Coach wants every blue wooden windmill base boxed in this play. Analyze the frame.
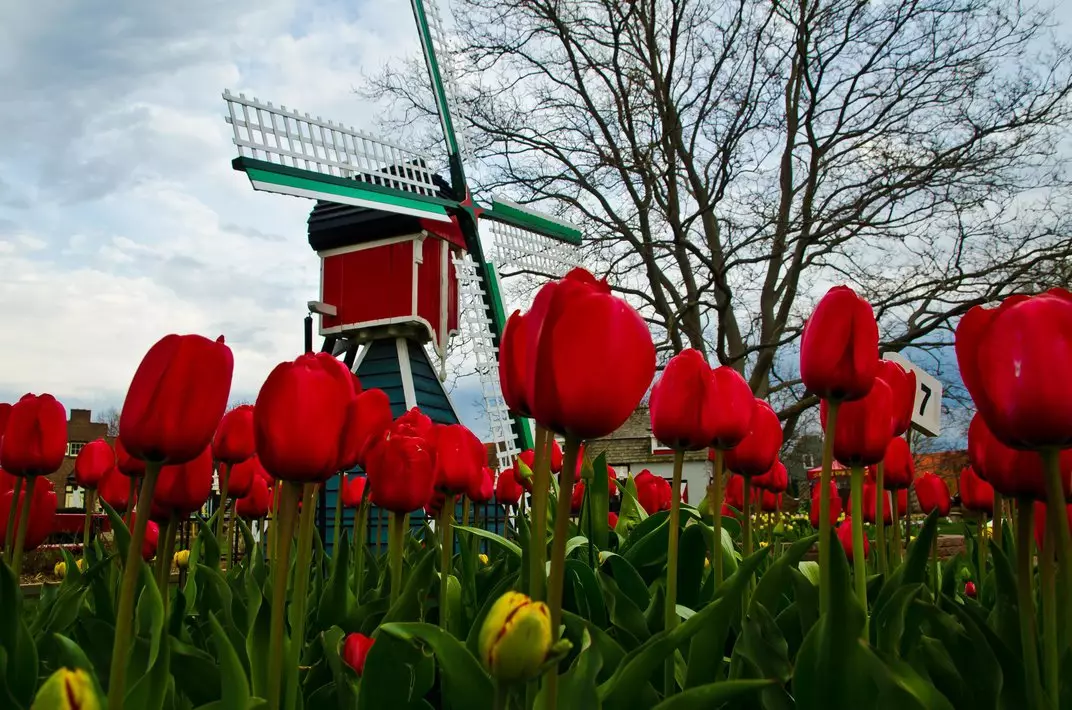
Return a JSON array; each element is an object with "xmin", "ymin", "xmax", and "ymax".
[{"xmin": 318, "ymin": 336, "xmax": 510, "ymax": 555}]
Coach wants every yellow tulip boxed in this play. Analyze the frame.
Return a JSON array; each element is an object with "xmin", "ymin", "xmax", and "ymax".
[
  {"xmin": 478, "ymin": 592, "xmax": 552, "ymax": 683},
  {"xmin": 174, "ymin": 550, "xmax": 191, "ymax": 569},
  {"xmin": 478, "ymin": 553, "xmax": 489, "ymax": 565},
  {"xmin": 31, "ymin": 667, "xmax": 100, "ymax": 710}
]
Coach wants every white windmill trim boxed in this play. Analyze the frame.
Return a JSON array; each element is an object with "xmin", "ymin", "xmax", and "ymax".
[
  {"xmin": 317, "ymin": 234, "xmax": 420, "ymax": 258},
  {"xmin": 396, "ymin": 338, "xmax": 418, "ymax": 409},
  {"xmin": 248, "ymin": 179, "xmax": 451, "ymax": 222}
]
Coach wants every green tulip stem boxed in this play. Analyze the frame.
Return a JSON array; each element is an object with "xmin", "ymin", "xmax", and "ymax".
[
  {"xmin": 1041, "ymin": 448, "xmax": 1072, "ymax": 649},
  {"xmin": 978, "ymin": 511, "xmax": 988, "ymax": 588},
  {"xmin": 333, "ymin": 471, "xmax": 345, "ymax": 567},
  {"xmin": 217, "ymin": 464, "xmax": 230, "ymax": 567},
  {"xmin": 710, "ymin": 448, "xmax": 725, "ymax": 586},
  {"xmin": 82, "ymin": 488, "xmax": 96, "ymax": 565},
  {"xmin": 155, "ymin": 514, "xmax": 174, "ymax": 590},
  {"xmin": 875, "ymin": 463, "xmax": 887, "ymax": 578},
  {"xmin": 162, "ymin": 513, "xmax": 179, "ymax": 614},
  {"xmin": 107, "ymin": 460, "xmax": 161, "ymax": 710},
  {"xmin": 265, "ymin": 481, "xmax": 299, "ymax": 710},
  {"xmin": 375, "ymin": 507, "xmax": 384, "ymax": 554},
  {"xmin": 462, "ymin": 496, "xmax": 471, "ymax": 528},
  {"xmin": 931, "ymin": 533, "xmax": 939, "ymax": 597},
  {"xmin": 439, "ymin": 493, "xmax": 456, "ymax": 630},
  {"xmin": 818, "ymin": 401, "xmax": 840, "ymax": 615},
  {"xmin": 849, "ymin": 466, "xmax": 867, "ymax": 632},
  {"xmin": 494, "ymin": 680, "xmax": 509, "ymax": 710},
  {"xmin": 529, "ymin": 426, "xmax": 551, "ymax": 602},
  {"xmin": 10, "ymin": 475, "xmax": 37, "ymax": 577},
  {"xmin": 354, "ymin": 497, "xmax": 367, "ymax": 603},
  {"xmin": 3, "ymin": 476, "xmax": 22, "ymax": 559},
  {"xmin": 545, "ymin": 435, "xmax": 582, "ymax": 709},
  {"xmin": 284, "ymin": 483, "xmax": 319, "ymax": 710},
  {"xmin": 663, "ymin": 449, "xmax": 685, "ymax": 697},
  {"xmin": 1042, "ymin": 519, "xmax": 1059, "ymax": 702},
  {"xmin": 993, "ymin": 490, "xmax": 1004, "ymax": 555},
  {"xmin": 127, "ymin": 476, "xmax": 138, "ymax": 528},
  {"xmin": 1015, "ymin": 498, "xmax": 1043, "ymax": 709},
  {"xmin": 890, "ymin": 489, "xmax": 901, "ymax": 569},
  {"xmin": 388, "ymin": 512, "xmax": 405, "ymax": 605}
]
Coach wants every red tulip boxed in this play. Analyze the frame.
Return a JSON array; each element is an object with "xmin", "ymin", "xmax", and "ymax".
[
  {"xmin": 757, "ymin": 488, "xmax": 781, "ymax": 513},
  {"xmin": 820, "ymin": 378, "xmax": 893, "ymax": 467},
  {"xmin": 800, "ymin": 286, "xmax": 880, "ymax": 402},
  {"xmin": 469, "ymin": 467, "xmax": 494, "ymax": 503},
  {"xmin": 608, "ymin": 511, "xmax": 619, "ymax": 528},
  {"xmin": 968, "ymin": 414, "xmax": 1072, "ymax": 501},
  {"xmin": 341, "ymin": 389, "xmax": 394, "ymax": 470},
  {"xmin": 120, "ymin": 334, "xmax": 233, "ymax": 464},
  {"xmin": 571, "ymin": 480, "xmax": 585, "ymax": 513},
  {"xmin": 0, "ymin": 477, "xmax": 57, "ymax": 552},
  {"xmin": 965, "ymin": 580, "xmax": 977, "ymax": 598},
  {"xmin": 810, "ymin": 480, "xmax": 841, "ymax": 528},
  {"xmin": 255, "ymin": 353, "xmax": 356, "ymax": 482},
  {"xmin": 424, "ymin": 488, "xmax": 447, "ymax": 517},
  {"xmin": 342, "ymin": 633, "xmax": 375, "ymax": 675},
  {"xmin": 495, "ymin": 471, "xmax": 523, "ymax": 506},
  {"xmin": 0, "ymin": 403, "xmax": 11, "ymax": 439},
  {"xmin": 226, "ymin": 455, "xmax": 262, "ymax": 499},
  {"xmin": 708, "ymin": 367, "xmax": 757, "ymax": 450},
  {"xmin": 365, "ymin": 429, "xmax": 435, "ymax": 513},
  {"xmin": 724, "ymin": 400, "xmax": 783, "ymax": 477},
  {"xmin": 213, "ymin": 405, "xmax": 255, "ymax": 465},
  {"xmin": 724, "ymin": 473, "xmax": 746, "ymax": 512},
  {"xmin": 913, "ymin": 472, "xmax": 951, "ymax": 517},
  {"xmin": 502, "ymin": 268, "xmax": 655, "ymax": 440},
  {"xmin": 74, "ymin": 439, "xmax": 115, "ymax": 489},
  {"xmin": 650, "ymin": 349, "xmax": 717, "ymax": 451},
  {"xmin": 876, "ymin": 360, "xmax": 917, "ymax": 438},
  {"xmin": 634, "ymin": 470, "xmax": 672, "ymax": 513},
  {"xmin": 341, "ymin": 475, "xmax": 367, "ymax": 509},
  {"xmin": 959, "ymin": 466, "xmax": 994, "ymax": 515},
  {"xmin": 393, "ymin": 408, "xmax": 435, "ymax": 439},
  {"xmin": 1, "ymin": 393, "xmax": 67, "ymax": 476},
  {"xmin": 837, "ymin": 516, "xmax": 869, "ymax": 563},
  {"xmin": 114, "ymin": 436, "xmax": 146, "ymax": 478},
  {"xmin": 549, "ymin": 439, "xmax": 564, "ymax": 473},
  {"xmin": 753, "ymin": 460, "xmax": 788, "ymax": 493},
  {"xmin": 143, "ymin": 520, "xmax": 159, "ymax": 561},
  {"xmin": 152, "ymin": 447, "xmax": 214, "ymax": 521},
  {"xmin": 98, "ymin": 466, "xmax": 131, "ymax": 514},
  {"xmin": 855, "ymin": 479, "xmax": 892, "ymax": 525},
  {"xmin": 956, "ymin": 288, "xmax": 1072, "ymax": 449},
  {"xmin": 1034, "ymin": 501, "xmax": 1072, "ymax": 551},
  {"xmin": 869, "ymin": 437, "xmax": 915, "ymax": 490},
  {"xmin": 0, "ymin": 469, "xmax": 15, "ymax": 494},
  {"xmin": 433, "ymin": 424, "xmax": 485, "ymax": 494},
  {"xmin": 236, "ymin": 475, "xmax": 271, "ymax": 519}
]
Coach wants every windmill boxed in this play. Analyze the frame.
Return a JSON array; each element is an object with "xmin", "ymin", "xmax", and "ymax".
[{"xmin": 220, "ymin": 0, "xmax": 580, "ymax": 478}]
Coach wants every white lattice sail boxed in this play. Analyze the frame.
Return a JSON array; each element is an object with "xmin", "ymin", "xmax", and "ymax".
[{"xmin": 488, "ymin": 213, "xmax": 582, "ymax": 277}]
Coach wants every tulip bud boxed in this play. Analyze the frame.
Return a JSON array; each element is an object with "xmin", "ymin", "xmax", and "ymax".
[
  {"xmin": 54, "ymin": 561, "xmax": 66, "ymax": 578},
  {"xmin": 479, "ymin": 592, "xmax": 553, "ymax": 683},
  {"xmin": 964, "ymin": 580, "xmax": 977, "ymax": 598},
  {"xmin": 31, "ymin": 667, "xmax": 100, "ymax": 710},
  {"xmin": 174, "ymin": 550, "xmax": 191, "ymax": 569},
  {"xmin": 478, "ymin": 553, "xmax": 489, "ymax": 565}
]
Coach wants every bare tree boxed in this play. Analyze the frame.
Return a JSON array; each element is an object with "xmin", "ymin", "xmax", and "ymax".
[
  {"xmin": 367, "ymin": 0, "xmax": 1072, "ymax": 437},
  {"xmin": 94, "ymin": 407, "xmax": 120, "ymax": 437}
]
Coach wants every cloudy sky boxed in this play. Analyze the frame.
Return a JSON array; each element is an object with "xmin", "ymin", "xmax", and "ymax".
[{"xmin": 0, "ymin": 0, "xmax": 499, "ymax": 432}]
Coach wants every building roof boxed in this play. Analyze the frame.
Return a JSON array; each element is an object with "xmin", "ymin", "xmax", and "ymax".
[{"xmin": 584, "ymin": 408, "xmax": 709, "ymax": 466}]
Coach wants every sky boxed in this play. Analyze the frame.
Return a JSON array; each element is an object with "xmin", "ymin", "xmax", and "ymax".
[
  {"xmin": 1, "ymin": 0, "xmax": 1068, "ymax": 445},
  {"xmin": 0, "ymin": 0, "xmax": 492, "ymax": 435}
]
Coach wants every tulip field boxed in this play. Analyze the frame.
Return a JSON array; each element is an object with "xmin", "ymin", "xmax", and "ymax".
[{"xmin": 0, "ymin": 274, "xmax": 1070, "ymax": 709}]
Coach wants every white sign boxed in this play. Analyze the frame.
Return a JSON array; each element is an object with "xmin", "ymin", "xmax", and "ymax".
[{"xmin": 883, "ymin": 352, "xmax": 942, "ymax": 436}]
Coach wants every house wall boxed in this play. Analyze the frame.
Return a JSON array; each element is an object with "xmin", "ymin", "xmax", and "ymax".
[{"xmin": 51, "ymin": 409, "xmax": 111, "ymax": 509}]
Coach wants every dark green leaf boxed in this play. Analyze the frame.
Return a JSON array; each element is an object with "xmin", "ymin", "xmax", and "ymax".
[
  {"xmin": 380, "ymin": 622, "xmax": 493, "ymax": 710},
  {"xmin": 650, "ymin": 679, "xmax": 774, "ymax": 709}
]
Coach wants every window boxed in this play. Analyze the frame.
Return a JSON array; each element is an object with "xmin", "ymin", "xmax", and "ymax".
[
  {"xmin": 67, "ymin": 442, "xmax": 85, "ymax": 457},
  {"xmin": 650, "ymin": 436, "xmax": 673, "ymax": 455}
]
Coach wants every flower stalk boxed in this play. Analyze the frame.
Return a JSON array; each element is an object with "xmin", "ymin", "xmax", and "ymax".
[{"xmin": 818, "ymin": 402, "xmax": 840, "ymax": 615}]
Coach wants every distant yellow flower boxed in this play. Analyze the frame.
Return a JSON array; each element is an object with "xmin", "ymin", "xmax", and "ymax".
[
  {"xmin": 174, "ymin": 550, "xmax": 191, "ymax": 569},
  {"xmin": 54, "ymin": 559, "xmax": 86, "ymax": 578},
  {"xmin": 478, "ymin": 553, "xmax": 489, "ymax": 565}
]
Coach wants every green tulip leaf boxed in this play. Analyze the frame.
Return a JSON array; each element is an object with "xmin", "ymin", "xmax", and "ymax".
[
  {"xmin": 535, "ymin": 629, "xmax": 602, "ymax": 709},
  {"xmin": 208, "ymin": 611, "xmax": 252, "ymax": 710},
  {"xmin": 675, "ymin": 524, "xmax": 708, "ymax": 611},
  {"xmin": 599, "ymin": 553, "xmax": 651, "ymax": 610},
  {"xmin": 358, "ymin": 626, "xmax": 433, "ymax": 708},
  {"xmin": 170, "ymin": 635, "xmax": 224, "ymax": 707},
  {"xmin": 650, "ymin": 679, "xmax": 774, "ymax": 709},
  {"xmin": 749, "ymin": 534, "xmax": 817, "ymax": 616},
  {"xmin": 797, "ymin": 561, "xmax": 821, "ymax": 586},
  {"xmin": 453, "ymin": 526, "xmax": 522, "ymax": 558},
  {"xmin": 380, "ymin": 622, "xmax": 493, "ymax": 710}
]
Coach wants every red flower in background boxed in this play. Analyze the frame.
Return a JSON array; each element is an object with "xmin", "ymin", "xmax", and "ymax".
[
  {"xmin": 495, "ymin": 470, "xmax": 524, "ymax": 506},
  {"xmin": 236, "ymin": 475, "xmax": 271, "ymax": 519},
  {"xmin": 634, "ymin": 470, "xmax": 672, "ymax": 513},
  {"xmin": 341, "ymin": 475, "xmax": 367, "ymax": 509},
  {"xmin": 343, "ymin": 633, "xmax": 375, "ymax": 676},
  {"xmin": 876, "ymin": 359, "xmax": 917, "ymax": 437},
  {"xmin": 757, "ymin": 488, "xmax": 781, "ymax": 513},
  {"xmin": 152, "ymin": 447, "xmax": 214, "ymax": 521},
  {"xmin": 967, "ymin": 414, "xmax": 1072, "ymax": 501},
  {"xmin": 753, "ymin": 460, "xmax": 788, "ymax": 493},
  {"xmin": 650, "ymin": 349, "xmax": 717, "ymax": 451},
  {"xmin": 913, "ymin": 472, "xmax": 951, "ymax": 517},
  {"xmin": 98, "ymin": 466, "xmax": 132, "ymax": 514},
  {"xmin": 959, "ymin": 466, "xmax": 994, "ymax": 515},
  {"xmin": 708, "ymin": 367, "xmax": 756, "ymax": 450},
  {"xmin": 213, "ymin": 405, "xmax": 255, "ymax": 465},
  {"xmin": 608, "ymin": 511, "xmax": 619, "ymax": 529},
  {"xmin": 810, "ymin": 480, "xmax": 842, "ymax": 529},
  {"xmin": 143, "ymin": 520, "xmax": 159, "ymax": 561},
  {"xmin": 0, "ymin": 477, "xmax": 57, "ymax": 552},
  {"xmin": 114, "ymin": 436, "xmax": 146, "ymax": 478},
  {"xmin": 120, "ymin": 334, "xmax": 233, "ymax": 464},
  {"xmin": 800, "ymin": 286, "xmax": 880, "ymax": 402},
  {"xmin": 870, "ymin": 437, "xmax": 915, "ymax": 490},
  {"xmin": 854, "ymin": 479, "xmax": 892, "ymax": 525},
  {"xmin": 341, "ymin": 389, "xmax": 394, "ymax": 470},
  {"xmin": 1, "ymin": 393, "xmax": 67, "ymax": 476},
  {"xmin": 821, "ymin": 378, "xmax": 893, "ymax": 467},
  {"xmin": 724, "ymin": 474, "xmax": 745, "ymax": 512},
  {"xmin": 255, "ymin": 353, "xmax": 356, "ymax": 482},
  {"xmin": 74, "ymin": 439, "xmax": 115, "ymax": 489},
  {"xmin": 838, "ymin": 516, "xmax": 869, "ymax": 563},
  {"xmin": 502, "ymin": 269, "xmax": 655, "ymax": 440},
  {"xmin": 433, "ymin": 424, "xmax": 485, "ymax": 494},
  {"xmin": 724, "ymin": 400, "xmax": 783, "ymax": 478},
  {"xmin": 366, "ymin": 426, "xmax": 435, "ymax": 514},
  {"xmin": 468, "ymin": 467, "xmax": 494, "ymax": 503},
  {"xmin": 956, "ymin": 288, "xmax": 1072, "ymax": 449},
  {"xmin": 226, "ymin": 455, "xmax": 262, "ymax": 499}
]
